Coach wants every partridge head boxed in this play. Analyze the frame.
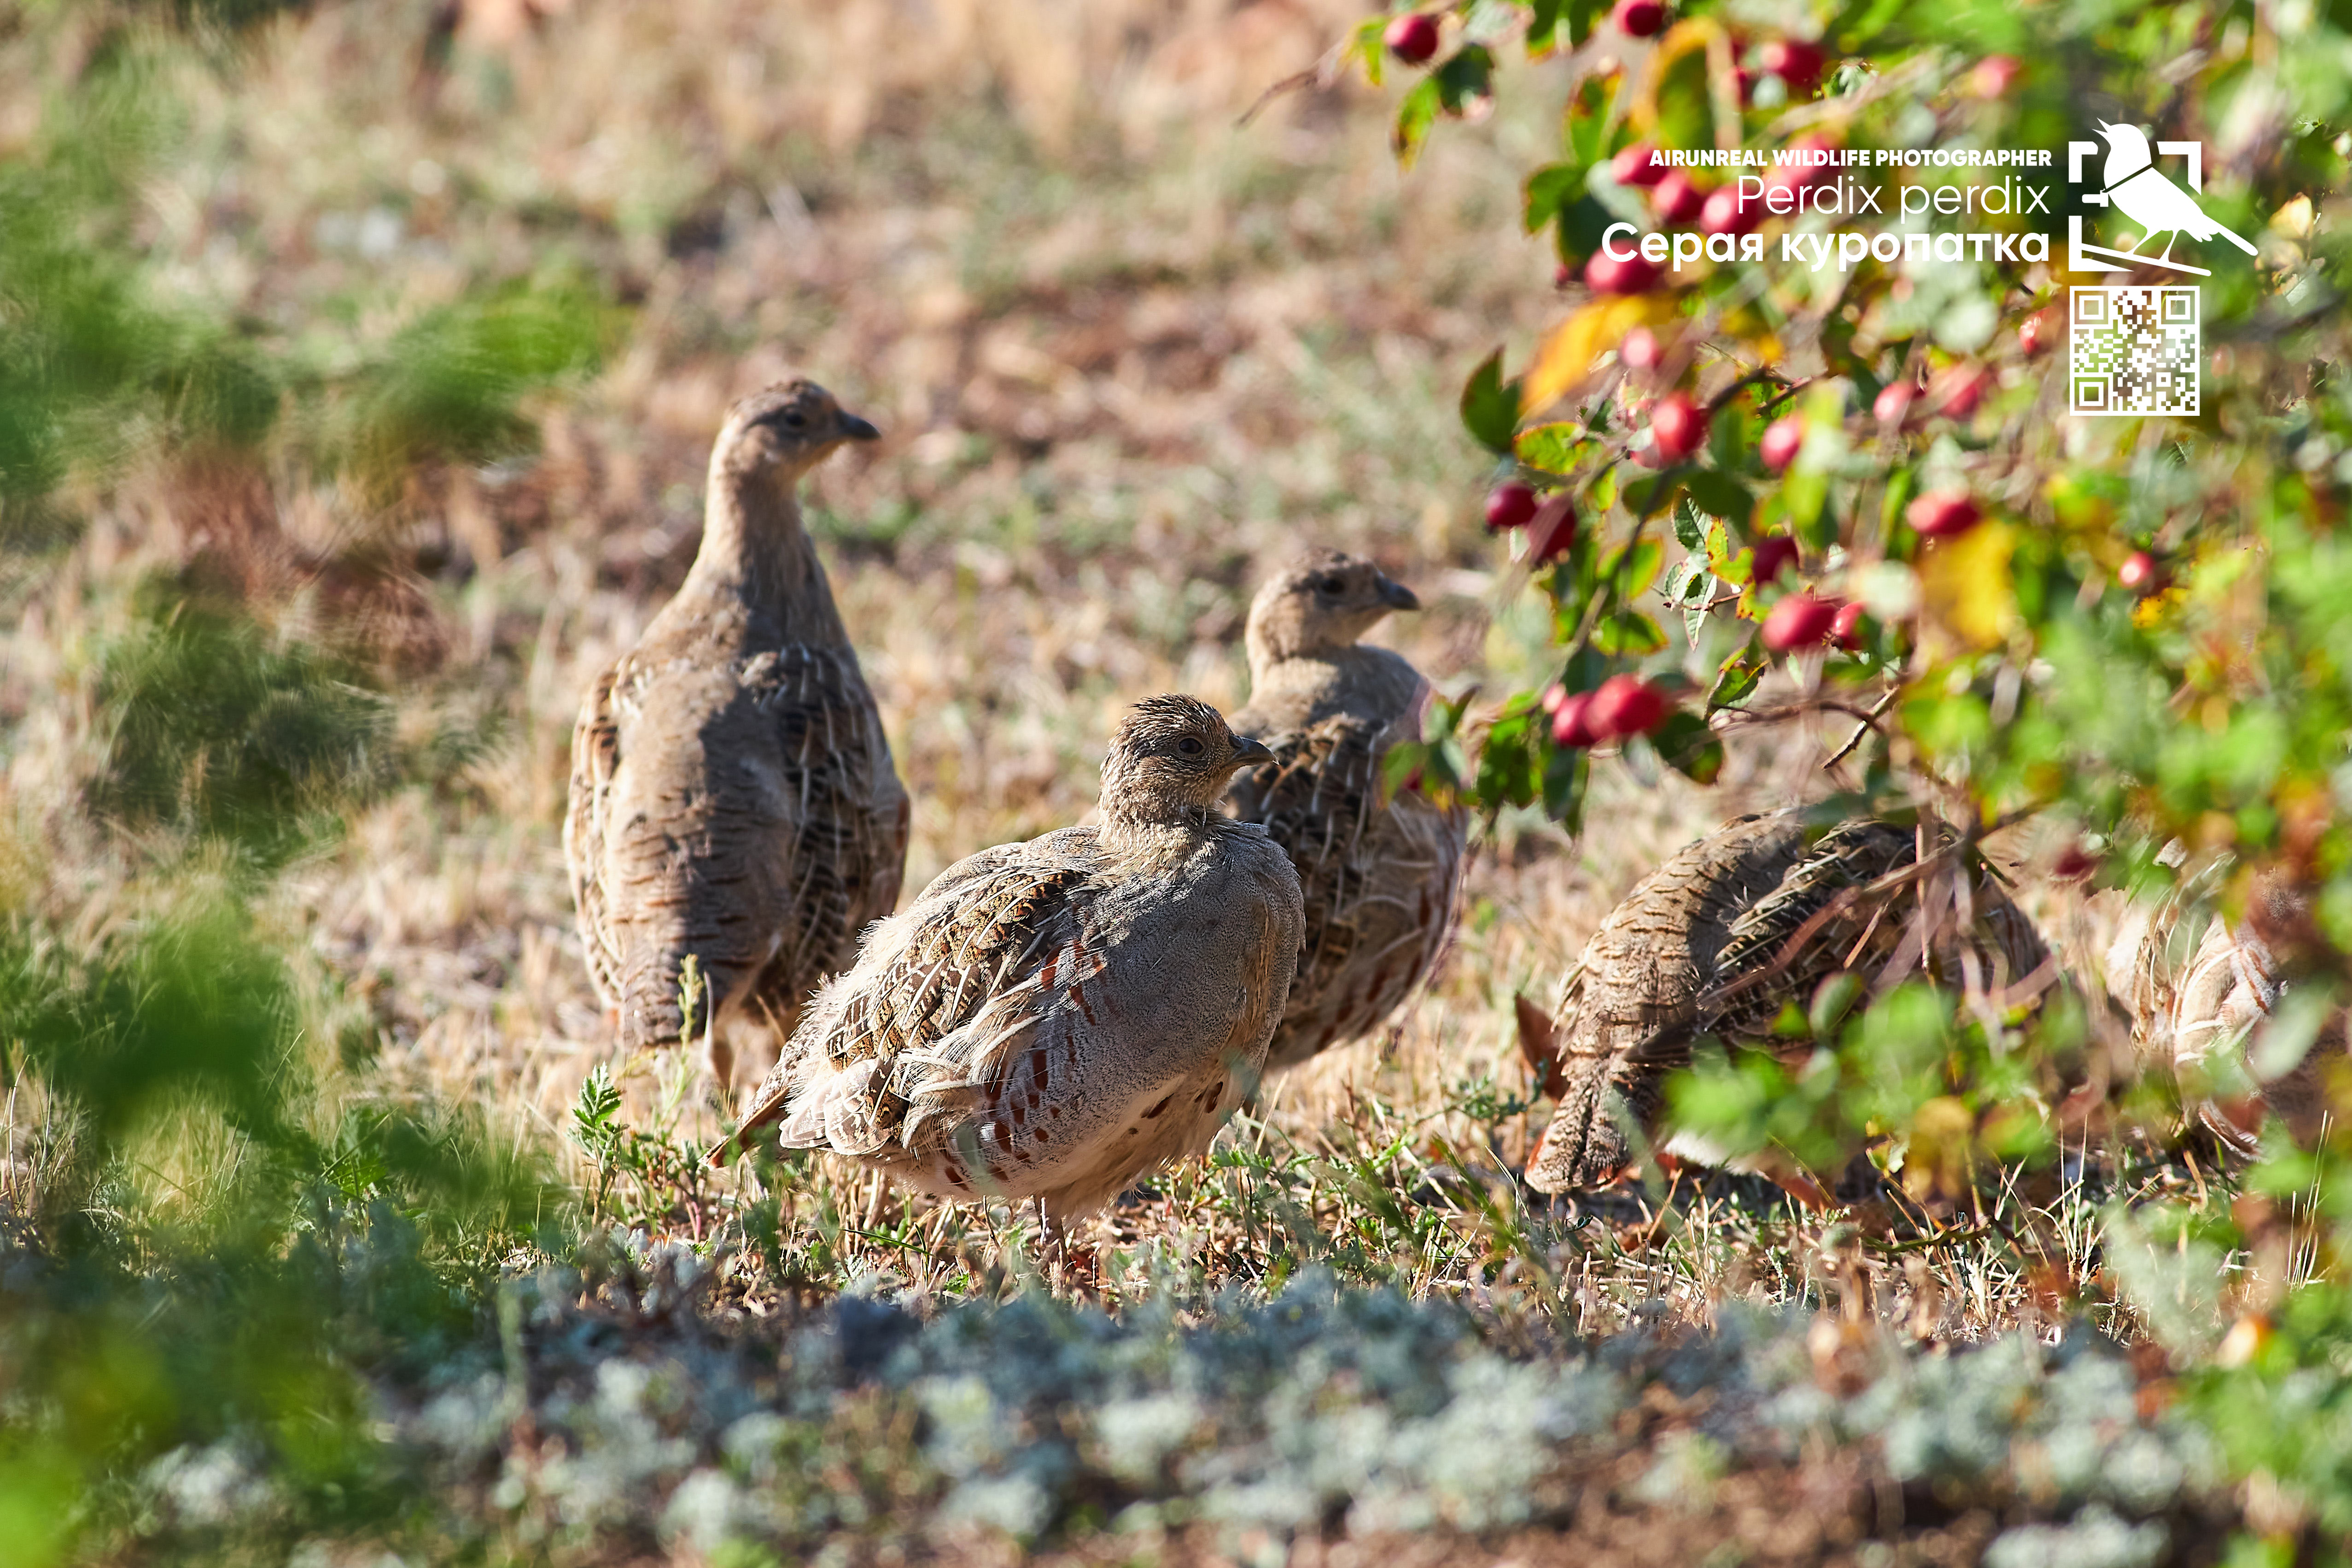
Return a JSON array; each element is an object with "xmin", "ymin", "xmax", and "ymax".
[
  {"xmin": 1246, "ymin": 550, "xmax": 1422, "ymax": 666},
  {"xmin": 712, "ymin": 379, "xmax": 881, "ymax": 485}
]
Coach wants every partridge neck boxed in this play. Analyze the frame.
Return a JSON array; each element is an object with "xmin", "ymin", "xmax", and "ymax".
[{"xmin": 684, "ymin": 470, "xmax": 850, "ymax": 645}]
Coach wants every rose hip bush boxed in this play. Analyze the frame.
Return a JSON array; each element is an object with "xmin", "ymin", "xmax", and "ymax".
[{"xmin": 1361, "ymin": 0, "xmax": 2352, "ymax": 1545}]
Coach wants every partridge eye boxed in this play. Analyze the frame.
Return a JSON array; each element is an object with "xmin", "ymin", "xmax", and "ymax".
[
  {"xmin": 781, "ymin": 409, "xmax": 806, "ymax": 428},
  {"xmin": 1316, "ymin": 575, "xmax": 1345, "ymax": 595},
  {"xmin": 1176, "ymin": 736, "xmax": 1205, "ymax": 757}
]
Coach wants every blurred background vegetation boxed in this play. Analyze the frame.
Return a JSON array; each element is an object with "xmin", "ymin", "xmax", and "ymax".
[{"xmin": 1, "ymin": 0, "xmax": 2348, "ymax": 1561}]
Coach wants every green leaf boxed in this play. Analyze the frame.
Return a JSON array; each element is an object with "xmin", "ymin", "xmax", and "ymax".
[
  {"xmin": 1460, "ymin": 349, "xmax": 1520, "ymax": 455},
  {"xmin": 1603, "ymin": 537, "xmax": 1665, "ymax": 599},
  {"xmin": 1434, "ymin": 44, "xmax": 1495, "ymax": 116},
  {"xmin": 1683, "ymin": 468, "xmax": 1755, "ymax": 528},
  {"xmin": 1552, "ymin": 193, "xmax": 1618, "ymax": 266},
  {"xmin": 1347, "ymin": 17, "xmax": 1388, "ymax": 87},
  {"xmin": 1516, "ymin": 420, "xmax": 1591, "ymax": 476},
  {"xmin": 1541, "ymin": 742, "xmax": 1590, "ymax": 832},
  {"xmin": 1652, "ymin": 710, "xmax": 1725, "ymax": 784},
  {"xmin": 1393, "ymin": 76, "xmax": 1442, "ymax": 167},
  {"xmin": 1708, "ymin": 636, "xmax": 1769, "ymax": 711},
  {"xmin": 1673, "ymin": 496, "xmax": 1709, "ymax": 552},
  {"xmin": 1524, "ymin": 163, "xmax": 1583, "ymax": 234},
  {"xmin": 1526, "ymin": 0, "xmax": 1565, "ymax": 52},
  {"xmin": 1475, "ymin": 706, "xmax": 1542, "ymax": 809},
  {"xmin": 1593, "ymin": 609, "xmax": 1668, "ymax": 656}
]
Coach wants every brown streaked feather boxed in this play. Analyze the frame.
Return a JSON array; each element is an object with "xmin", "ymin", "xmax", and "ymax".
[{"xmin": 1525, "ymin": 810, "xmax": 2053, "ymax": 1193}]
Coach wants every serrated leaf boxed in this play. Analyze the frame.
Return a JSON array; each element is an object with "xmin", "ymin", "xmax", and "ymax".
[
  {"xmin": 1673, "ymin": 495, "xmax": 1709, "ymax": 552},
  {"xmin": 1394, "ymin": 76, "xmax": 1442, "ymax": 167},
  {"xmin": 1460, "ymin": 349, "xmax": 1520, "ymax": 455}
]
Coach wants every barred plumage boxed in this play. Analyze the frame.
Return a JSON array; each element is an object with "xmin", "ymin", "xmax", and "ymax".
[
  {"xmin": 565, "ymin": 380, "xmax": 909, "ymax": 1088},
  {"xmin": 1524, "ymin": 810, "xmax": 2052, "ymax": 1192},
  {"xmin": 1225, "ymin": 551, "xmax": 1466, "ymax": 1071},
  {"xmin": 714, "ymin": 697, "xmax": 1305, "ymax": 1228}
]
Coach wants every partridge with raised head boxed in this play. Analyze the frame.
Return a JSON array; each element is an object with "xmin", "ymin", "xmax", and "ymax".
[
  {"xmin": 711, "ymin": 696, "xmax": 1306, "ymax": 1230},
  {"xmin": 566, "ymin": 380, "xmax": 910, "ymax": 1087},
  {"xmin": 1523, "ymin": 810, "xmax": 2053, "ymax": 1191},
  {"xmin": 1224, "ymin": 550, "xmax": 1467, "ymax": 1071}
]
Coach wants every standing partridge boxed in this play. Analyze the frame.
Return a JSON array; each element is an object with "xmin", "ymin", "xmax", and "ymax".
[
  {"xmin": 710, "ymin": 696, "xmax": 1305, "ymax": 1235},
  {"xmin": 1224, "ymin": 550, "xmax": 1467, "ymax": 1072},
  {"xmin": 1522, "ymin": 810, "xmax": 2053, "ymax": 1192},
  {"xmin": 566, "ymin": 380, "xmax": 910, "ymax": 1088}
]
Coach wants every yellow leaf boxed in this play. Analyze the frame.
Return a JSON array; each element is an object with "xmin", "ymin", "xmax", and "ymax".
[
  {"xmin": 1916, "ymin": 520, "xmax": 2019, "ymax": 654},
  {"xmin": 1521, "ymin": 296, "xmax": 1663, "ymax": 419}
]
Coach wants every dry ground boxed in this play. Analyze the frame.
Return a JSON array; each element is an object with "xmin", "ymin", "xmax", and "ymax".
[{"xmin": 3, "ymin": 0, "xmax": 2158, "ymax": 1339}]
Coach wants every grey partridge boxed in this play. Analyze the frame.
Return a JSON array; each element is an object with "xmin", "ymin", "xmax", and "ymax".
[
  {"xmin": 1522, "ymin": 810, "xmax": 2052, "ymax": 1192},
  {"xmin": 566, "ymin": 380, "xmax": 910, "ymax": 1088},
  {"xmin": 1224, "ymin": 550, "xmax": 1467, "ymax": 1072},
  {"xmin": 710, "ymin": 696, "xmax": 1306, "ymax": 1230},
  {"xmin": 2113, "ymin": 866, "xmax": 2346, "ymax": 1157}
]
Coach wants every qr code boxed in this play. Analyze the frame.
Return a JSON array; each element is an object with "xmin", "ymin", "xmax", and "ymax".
[{"xmin": 2070, "ymin": 286, "xmax": 2199, "ymax": 416}]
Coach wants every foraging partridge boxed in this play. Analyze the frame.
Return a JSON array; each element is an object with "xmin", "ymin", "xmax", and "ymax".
[
  {"xmin": 566, "ymin": 380, "xmax": 910, "ymax": 1087},
  {"xmin": 710, "ymin": 696, "xmax": 1306, "ymax": 1229},
  {"xmin": 1522, "ymin": 810, "xmax": 2052, "ymax": 1191},
  {"xmin": 2114, "ymin": 865, "xmax": 2346, "ymax": 1157},
  {"xmin": 1224, "ymin": 551, "xmax": 1467, "ymax": 1071}
]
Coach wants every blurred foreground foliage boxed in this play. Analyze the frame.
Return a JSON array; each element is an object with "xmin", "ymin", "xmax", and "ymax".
[{"xmin": 1377, "ymin": 0, "xmax": 2352, "ymax": 1553}]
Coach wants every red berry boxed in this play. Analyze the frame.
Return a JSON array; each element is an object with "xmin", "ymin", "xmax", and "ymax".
[
  {"xmin": 1906, "ymin": 490, "xmax": 1981, "ymax": 538},
  {"xmin": 1540, "ymin": 683, "xmax": 1569, "ymax": 714},
  {"xmin": 1971, "ymin": 55, "xmax": 2021, "ymax": 99},
  {"xmin": 1643, "ymin": 392, "xmax": 1704, "ymax": 467},
  {"xmin": 1930, "ymin": 364, "xmax": 1991, "ymax": 420},
  {"xmin": 1762, "ymin": 592, "xmax": 1838, "ymax": 652},
  {"xmin": 1620, "ymin": 326, "xmax": 1662, "ymax": 370},
  {"xmin": 1756, "ymin": 38, "xmax": 1824, "ymax": 93},
  {"xmin": 1734, "ymin": 67, "xmax": 1758, "ymax": 105},
  {"xmin": 1652, "ymin": 169, "xmax": 1704, "ymax": 224},
  {"xmin": 2119, "ymin": 551, "xmax": 2159, "ymax": 592},
  {"xmin": 1612, "ymin": 0, "xmax": 1667, "ymax": 38},
  {"xmin": 1873, "ymin": 382, "xmax": 1915, "ymax": 426},
  {"xmin": 1528, "ymin": 495, "xmax": 1580, "ymax": 562},
  {"xmin": 1550, "ymin": 690, "xmax": 1599, "ymax": 747},
  {"xmin": 1586, "ymin": 674, "xmax": 1669, "ymax": 740},
  {"xmin": 1750, "ymin": 535, "xmax": 1799, "ymax": 585},
  {"xmin": 1699, "ymin": 186, "xmax": 1755, "ymax": 235},
  {"xmin": 2053, "ymin": 844, "xmax": 2097, "ymax": 880},
  {"xmin": 2018, "ymin": 311, "xmax": 2054, "ymax": 355},
  {"xmin": 1830, "ymin": 600, "xmax": 1868, "ymax": 649},
  {"xmin": 1553, "ymin": 262, "xmax": 1573, "ymax": 289},
  {"xmin": 1485, "ymin": 482, "xmax": 1539, "ymax": 532},
  {"xmin": 1611, "ymin": 140, "xmax": 1668, "ymax": 187},
  {"xmin": 1585, "ymin": 248, "xmax": 1662, "ymax": 295},
  {"xmin": 1759, "ymin": 414, "xmax": 1803, "ymax": 473},
  {"xmin": 1385, "ymin": 12, "xmax": 1440, "ymax": 64}
]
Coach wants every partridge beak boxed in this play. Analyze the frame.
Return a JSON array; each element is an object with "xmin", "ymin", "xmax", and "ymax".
[
  {"xmin": 835, "ymin": 410, "xmax": 881, "ymax": 443},
  {"xmin": 1229, "ymin": 734, "xmax": 1275, "ymax": 768},
  {"xmin": 1377, "ymin": 576, "xmax": 1422, "ymax": 612}
]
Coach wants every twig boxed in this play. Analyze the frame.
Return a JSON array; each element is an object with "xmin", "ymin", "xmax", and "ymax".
[{"xmin": 1824, "ymin": 687, "xmax": 1901, "ymax": 771}]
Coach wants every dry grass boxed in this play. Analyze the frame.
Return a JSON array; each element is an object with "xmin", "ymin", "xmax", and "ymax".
[{"xmin": 1, "ymin": 0, "xmax": 2188, "ymax": 1342}]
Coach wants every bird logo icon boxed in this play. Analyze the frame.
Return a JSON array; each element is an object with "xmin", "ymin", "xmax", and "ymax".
[{"xmin": 2067, "ymin": 123, "xmax": 2254, "ymax": 277}]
